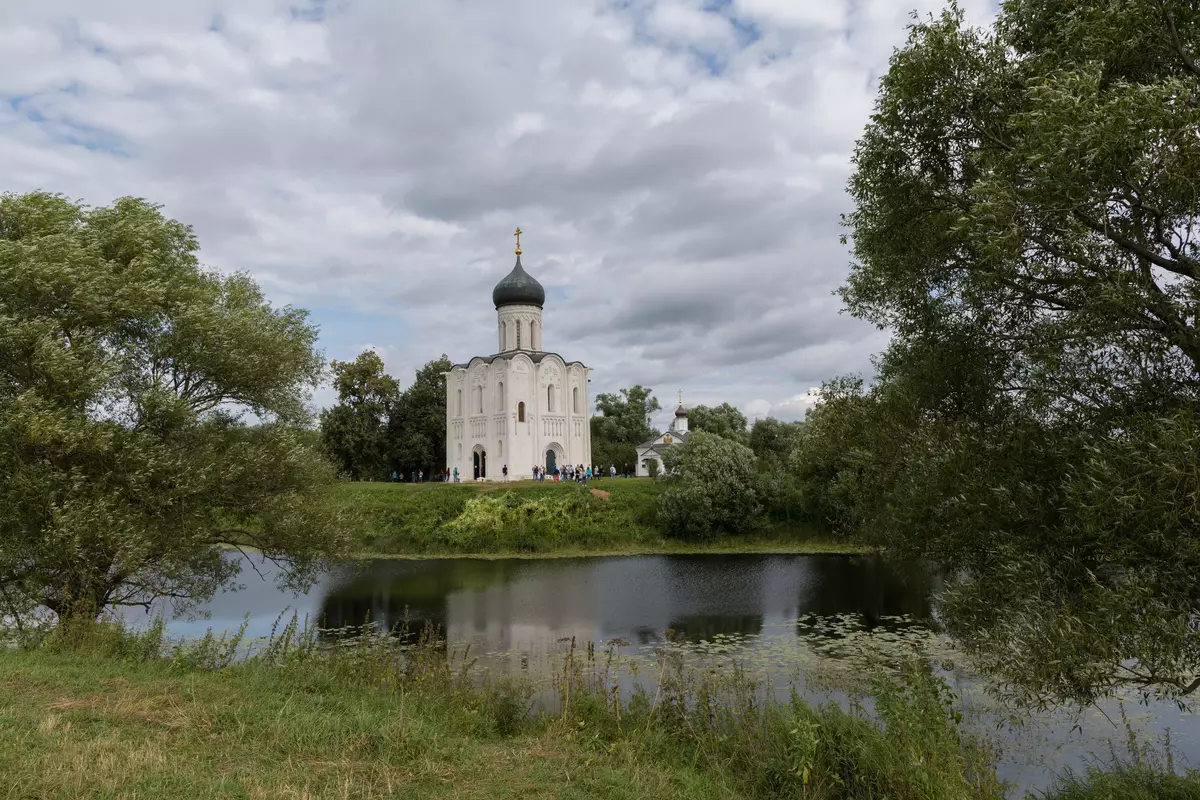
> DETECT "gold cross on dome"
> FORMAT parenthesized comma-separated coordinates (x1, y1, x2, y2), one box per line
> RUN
(514, 227, 523, 255)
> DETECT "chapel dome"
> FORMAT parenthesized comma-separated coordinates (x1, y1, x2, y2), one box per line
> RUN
(492, 255, 545, 309)
(675, 405, 688, 418)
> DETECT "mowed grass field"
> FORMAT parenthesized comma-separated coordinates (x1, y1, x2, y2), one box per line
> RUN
(323, 478, 860, 557)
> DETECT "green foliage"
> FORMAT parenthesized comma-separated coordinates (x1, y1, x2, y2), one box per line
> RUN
(810, 0, 1200, 705)
(388, 354, 452, 477)
(754, 468, 805, 524)
(442, 490, 598, 550)
(329, 481, 667, 554)
(786, 375, 874, 532)
(591, 437, 637, 476)
(686, 403, 750, 444)
(592, 385, 661, 469)
(1041, 709, 1199, 799)
(1043, 769, 1200, 800)
(660, 431, 760, 539)
(748, 416, 805, 468)
(320, 350, 398, 480)
(0, 191, 344, 624)
(323, 480, 834, 556)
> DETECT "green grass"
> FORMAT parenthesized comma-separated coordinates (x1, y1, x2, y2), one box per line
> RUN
(1039, 768, 1200, 799)
(0, 620, 1005, 800)
(326, 479, 861, 558)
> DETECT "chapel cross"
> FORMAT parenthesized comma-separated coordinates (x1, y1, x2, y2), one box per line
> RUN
(678, 389, 683, 406)
(514, 227, 523, 255)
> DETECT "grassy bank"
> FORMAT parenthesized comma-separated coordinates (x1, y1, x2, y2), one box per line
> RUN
(3, 622, 1195, 799)
(327, 479, 859, 558)
(0, 621, 1002, 800)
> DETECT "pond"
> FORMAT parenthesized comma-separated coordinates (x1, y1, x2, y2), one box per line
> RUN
(123, 552, 1198, 796)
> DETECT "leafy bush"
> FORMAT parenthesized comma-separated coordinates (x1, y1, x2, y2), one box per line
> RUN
(659, 431, 760, 539)
(754, 468, 805, 525)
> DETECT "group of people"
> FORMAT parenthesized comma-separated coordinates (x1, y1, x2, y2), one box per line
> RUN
(394, 465, 623, 483)
(528, 463, 616, 483)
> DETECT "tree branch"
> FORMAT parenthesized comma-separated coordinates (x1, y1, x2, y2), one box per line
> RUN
(1074, 210, 1199, 280)
(1158, 1, 1200, 80)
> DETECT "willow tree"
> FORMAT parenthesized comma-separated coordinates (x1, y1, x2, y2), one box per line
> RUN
(838, 1, 1200, 705)
(0, 192, 345, 624)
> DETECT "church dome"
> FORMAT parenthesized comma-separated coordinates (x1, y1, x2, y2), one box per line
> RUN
(675, 405, 688, 418)
(492, 255, 545, 309)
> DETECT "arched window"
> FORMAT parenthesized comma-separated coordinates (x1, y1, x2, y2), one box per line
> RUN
(531, 320, 538, 350)
(572, 386, 579, 414)
(456, 389, 462, 417)
(498, 439, 504, 457)
(475, 385, 483, 414)
(516, 321, 522, 349)
(500, 321, 506, 349)
(547, 384, 555, 413)
(497, 381, 505, 410)
(458, 443, 462, 459)
(518, 401, 526, 422)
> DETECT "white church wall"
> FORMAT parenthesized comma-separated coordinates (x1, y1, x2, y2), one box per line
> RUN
(509, 353, 535, 477)
(635, 454, 663, 478)
(446, 356, 592, 480)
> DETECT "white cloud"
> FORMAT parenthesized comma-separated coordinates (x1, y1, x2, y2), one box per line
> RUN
(733, 0, 848, 30)
(0, 0, 1000, 417)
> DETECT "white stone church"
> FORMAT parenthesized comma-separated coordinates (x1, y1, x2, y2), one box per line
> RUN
(444, 232, 592, 480)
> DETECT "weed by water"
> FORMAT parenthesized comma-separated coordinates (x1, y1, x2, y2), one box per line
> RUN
(1035, 703, 1200, 799)
(0, 613, 1009, 799)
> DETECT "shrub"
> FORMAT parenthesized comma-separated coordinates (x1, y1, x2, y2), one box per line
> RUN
(659, 431, 760, 539)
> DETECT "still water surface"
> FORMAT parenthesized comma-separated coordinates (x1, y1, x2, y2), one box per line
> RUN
(125, 553, 1198, 796)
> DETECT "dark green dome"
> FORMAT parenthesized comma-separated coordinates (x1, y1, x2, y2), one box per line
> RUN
(492, 255, 545, 308)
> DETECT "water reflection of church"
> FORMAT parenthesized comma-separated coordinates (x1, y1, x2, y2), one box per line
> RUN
(317, 555, 936, 654)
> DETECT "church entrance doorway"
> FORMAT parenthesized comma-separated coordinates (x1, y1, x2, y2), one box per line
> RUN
(473, 448, 487, 480)
(544, 449, 557, 474)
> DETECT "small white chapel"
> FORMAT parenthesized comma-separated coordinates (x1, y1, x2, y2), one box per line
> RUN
(635, 393, 690, 477)
(444, 229, 592, 480)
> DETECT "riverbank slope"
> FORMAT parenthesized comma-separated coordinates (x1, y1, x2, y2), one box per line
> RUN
(0, 634, 1000, 800)
(327, 479, 858, 557)
(3, 640, 1188, 800)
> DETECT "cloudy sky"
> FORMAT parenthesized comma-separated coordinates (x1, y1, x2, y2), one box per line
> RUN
(1, 0, 996, 428)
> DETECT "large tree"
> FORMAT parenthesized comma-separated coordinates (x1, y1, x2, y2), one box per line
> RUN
(686, 403, 750, 444)
(832, 0, 1200, 705)
(748, 416, 805, 468)
(388, 355, 451, 477)
(0, 192, 344, 624)
(320, 351, 397, 480)
(591, 385, 661, 472)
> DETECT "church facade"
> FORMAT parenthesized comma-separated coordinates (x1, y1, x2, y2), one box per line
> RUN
(444, 231, 592, 480)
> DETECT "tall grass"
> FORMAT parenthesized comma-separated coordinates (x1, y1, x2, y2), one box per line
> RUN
(4, 614, 1009, 800)
(1036, 704, 1200, 799)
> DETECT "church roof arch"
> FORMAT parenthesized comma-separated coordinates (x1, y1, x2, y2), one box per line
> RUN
(451, 350, 587, 371)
